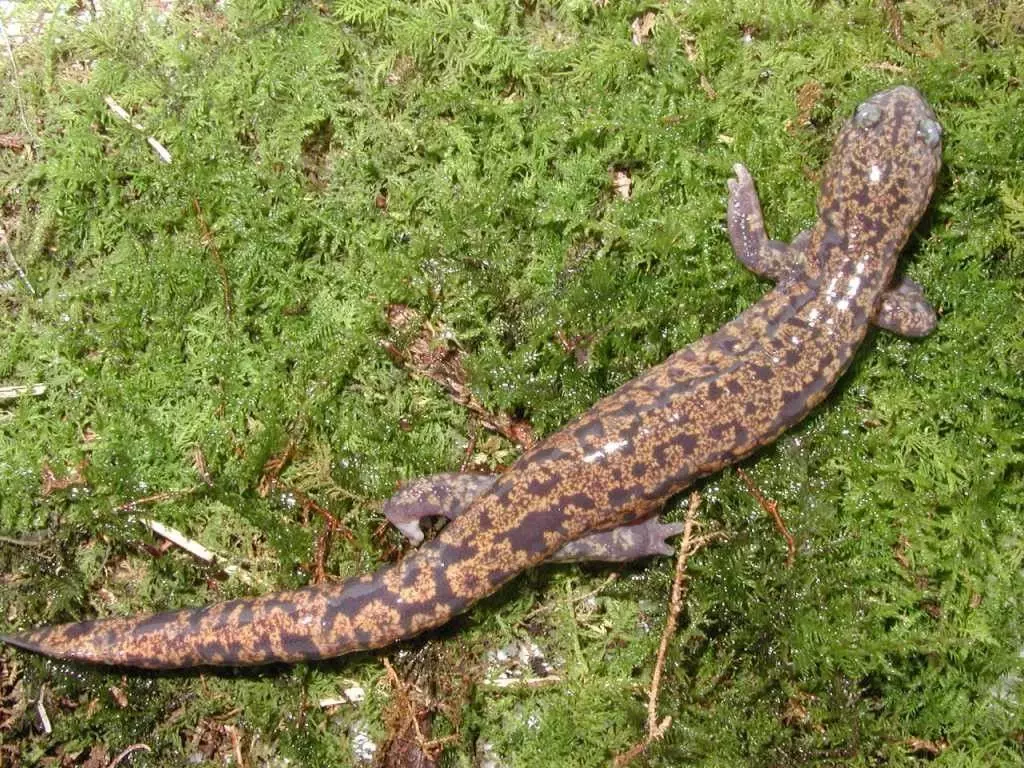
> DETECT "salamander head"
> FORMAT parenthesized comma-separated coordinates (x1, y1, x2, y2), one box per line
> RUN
(818, 86, 942, 262)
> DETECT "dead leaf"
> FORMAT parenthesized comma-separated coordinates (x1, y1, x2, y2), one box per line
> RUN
(0, 134, 25, 150)
(893, 534, 911, 570)
(631, 12, 657, 46)
(192, 446, 212, 486)
(700, 74, 717, 100)
(906, 737, 948, 757)
(792, 81, 824, 133)
(108, 684, 129, 708)
(40, 459, 88, 497)
(611, 167, 633, 200)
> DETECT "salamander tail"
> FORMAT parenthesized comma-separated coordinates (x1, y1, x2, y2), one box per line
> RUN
(0, 535, 503, 668)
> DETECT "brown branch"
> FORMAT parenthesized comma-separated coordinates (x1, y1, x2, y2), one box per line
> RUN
(112, 488, 198, 513)
(193, 199, 233, 321)
(257, 441, 296, 497)
(311, 521, 334, 585)
(287, 488, 354, 542)
(107, 744, 152, 768)
(382, 304, 536, 449)
(737, 468, 795, 567)
(0, 225, 34, 296)
(382, 657, 458, 761)
(276, 487, 356, 584)
(613, 493, 725, 766)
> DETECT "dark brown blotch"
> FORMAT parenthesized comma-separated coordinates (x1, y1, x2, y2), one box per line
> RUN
(608, 485, 644, 508)
(279, 632, 324, 659)
(527, 474, 561, 496)
(574, 418, 606, 444)
(561, 491, 596, 511)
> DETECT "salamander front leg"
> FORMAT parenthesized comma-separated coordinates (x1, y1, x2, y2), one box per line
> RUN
(382, 472, 497, 544)
(727, 163, 809, 282)
(873, 276, 937, 338)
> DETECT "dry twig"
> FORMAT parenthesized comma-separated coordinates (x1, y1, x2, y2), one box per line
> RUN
(192, 199, 233, 321)
(613, 493, 724, 766)
(135, 517, 252, 586)
(0, 383, 46, 401)
(382, 657, 458, 760)
(104, 95, 172, 163)
(382, 304, 536, 449)
(0, 225, 34, 296)
(524, 573, 618, 621)
(0, 18, 32, 143)
(736, 468, 796, 567)
(35, 684, 51, 735)
(107, 744, 152, 768)
(225, 725, 246, 768)
(113, 488, 197, 513)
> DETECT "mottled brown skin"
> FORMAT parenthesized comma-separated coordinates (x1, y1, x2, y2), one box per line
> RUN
(2, 87, 943, 669)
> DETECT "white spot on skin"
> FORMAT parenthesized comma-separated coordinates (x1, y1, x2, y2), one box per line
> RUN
(826, 275, 841, 298)
(869, 164, 883, 183)
(836, 298, 850, 312)
(582, 439, 630, 464)
(846, 276, 862, 296)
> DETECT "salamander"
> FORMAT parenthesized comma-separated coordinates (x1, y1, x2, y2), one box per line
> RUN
(2, 86, 943, 668)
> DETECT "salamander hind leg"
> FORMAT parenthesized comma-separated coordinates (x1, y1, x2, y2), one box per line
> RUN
(874, 276, 937, 338)
(382, 472, 498, 544)
(727, 163, 809, 282)
(547, 516, 686, 563)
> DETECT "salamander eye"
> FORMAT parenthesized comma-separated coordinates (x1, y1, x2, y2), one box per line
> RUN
(916, 117, 942, 148)
(854, 101, 882, 128)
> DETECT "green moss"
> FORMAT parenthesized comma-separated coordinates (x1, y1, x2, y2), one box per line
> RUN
(1, 0, 1022, 765)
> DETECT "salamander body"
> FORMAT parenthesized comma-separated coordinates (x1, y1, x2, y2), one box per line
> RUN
(2, 86, 942, 668)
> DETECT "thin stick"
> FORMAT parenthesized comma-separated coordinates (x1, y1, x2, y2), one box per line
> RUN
(613, 493, 725, 767)
(0, 18, 32, 141)
(480, 674, 562, 689)
(104, 95, 172, 164)
(35, 684, 51, 735)
(736, 468, 796, 567)
(113, 488, 197, 513)
(107, 744, 152, 768)
(141, 518, 219, 564)
(647, 493, 700, 734)
(138, 517, 253, 585)
(0, 226, 34, 296)
(192, 199, 233, 321)
(225, 724, 246, 768)
(0, 534, 44, 547)
(524, 573, 618, 621)
(0, 383, 46, 401)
